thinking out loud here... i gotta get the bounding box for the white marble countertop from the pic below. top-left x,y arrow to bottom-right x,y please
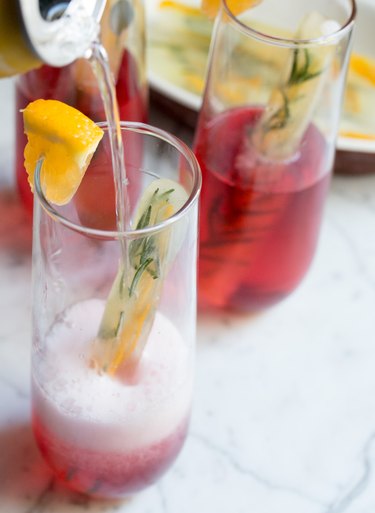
1,76 -> 375,513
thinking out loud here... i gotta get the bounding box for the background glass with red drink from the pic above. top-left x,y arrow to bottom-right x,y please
194,0 -> 356,313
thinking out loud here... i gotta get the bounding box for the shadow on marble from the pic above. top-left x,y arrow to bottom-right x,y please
0,423 -> 51,505
196,308 -> 265,349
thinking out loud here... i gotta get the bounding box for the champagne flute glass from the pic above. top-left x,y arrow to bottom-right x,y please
31,122 -> 201,498
194,0 -> 356,313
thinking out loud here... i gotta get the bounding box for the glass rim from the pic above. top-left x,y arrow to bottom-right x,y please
34,121 -> 202,239
222,0 -> 357,48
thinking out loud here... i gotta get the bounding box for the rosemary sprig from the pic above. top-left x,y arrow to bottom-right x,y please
263,48 -> 320,133
128,188 -> 174,297
115,310 -> 124,337
159,188 -> 176,199
251,11 -> 333,160
288,48 -> 321,86
265,90 -> 290,131
129,257 -> 154,297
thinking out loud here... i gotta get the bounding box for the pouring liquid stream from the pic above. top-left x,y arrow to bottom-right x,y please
87,40 -> 132,372
89,40 -> 130,252
86,39 -> 149,375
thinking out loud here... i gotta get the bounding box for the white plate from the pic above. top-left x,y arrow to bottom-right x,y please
147,0 -> 375,158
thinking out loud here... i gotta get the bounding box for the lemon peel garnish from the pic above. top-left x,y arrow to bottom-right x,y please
23,99 -> 104,205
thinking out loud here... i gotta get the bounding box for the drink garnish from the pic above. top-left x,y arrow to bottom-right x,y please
91,178 -> 188,375
251,12 -> 338,161
23,99 -> 104,205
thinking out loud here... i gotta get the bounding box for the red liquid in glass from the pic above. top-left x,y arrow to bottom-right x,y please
33,412 -> 188,498
194,107 -> 331,312
15,49 -> 147,212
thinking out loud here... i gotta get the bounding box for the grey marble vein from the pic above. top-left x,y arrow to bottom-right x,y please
190,431 -> 327,508
329,215 -> 375,292
0,375 -> 29,400
325,431 -> 375,513
156,483 -> 169,513
331,178 -> 375,214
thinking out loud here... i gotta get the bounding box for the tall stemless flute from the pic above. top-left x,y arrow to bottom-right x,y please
31,123 -> 201,498
194,0 -> 356,313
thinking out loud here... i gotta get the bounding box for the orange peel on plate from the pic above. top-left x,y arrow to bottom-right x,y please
201,0 -> 262,18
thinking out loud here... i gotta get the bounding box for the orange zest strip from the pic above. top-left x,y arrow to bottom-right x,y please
159,0 -> 201,16
349,53 -> 375,86
201,0 -> 262,18
108,305 -> 153,375
340,131 -> 375,141
107,277 -> 155,375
